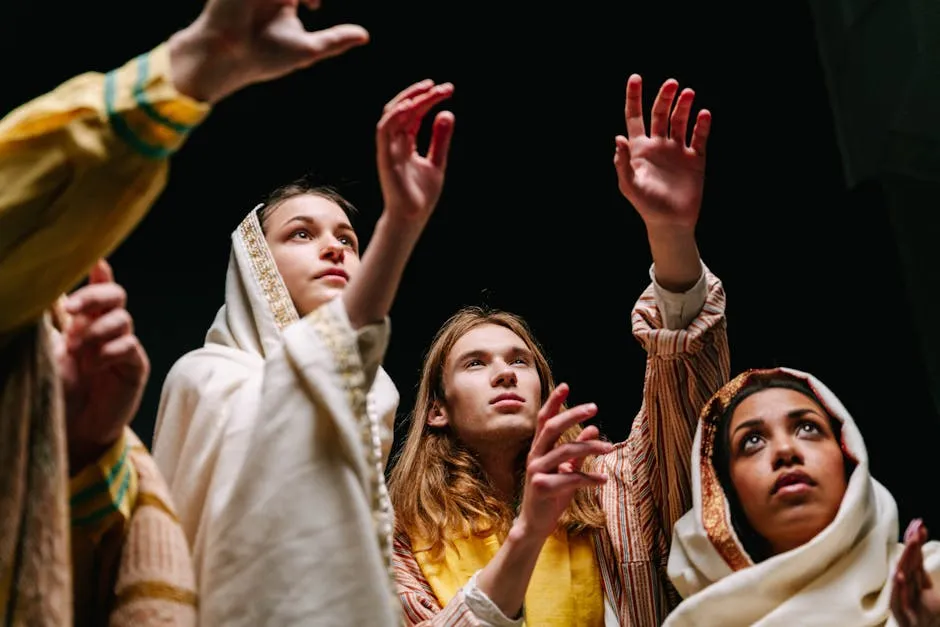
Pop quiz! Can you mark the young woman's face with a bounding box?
[264,194,360,317]
[727,387,848,556]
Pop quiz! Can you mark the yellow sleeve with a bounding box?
[69,430,139,544]
[0,41,210,335]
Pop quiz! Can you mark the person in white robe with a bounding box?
[664,367,940,626]
[152,79,457,626]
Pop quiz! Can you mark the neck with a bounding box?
[475,444,525,502]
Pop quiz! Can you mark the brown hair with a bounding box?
[256,176,358,235]
[387,306,606,560]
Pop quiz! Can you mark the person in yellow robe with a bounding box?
[0,0,373,623]
[388,74,730,627]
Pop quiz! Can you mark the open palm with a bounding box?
[892,519,940,627]
[376,80,456,224]
[614,74,711,229]
[178,0,370,102]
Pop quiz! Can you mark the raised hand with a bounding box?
[517,384,611,540]
[54,260,150,472]
[169,0,371,103]
[375,80,456,226]
[892,519,940,627]
[614,74,712,230]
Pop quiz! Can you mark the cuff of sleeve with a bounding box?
[649,262,707,330]
[69,431,139,542]
[463,571,525,627]
[105,41,211,159]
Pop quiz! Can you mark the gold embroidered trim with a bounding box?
[699,371,753,571]
[113,581,198,608]
[237,210,299,330]
[306,306,396,601]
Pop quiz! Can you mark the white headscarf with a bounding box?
[153,206,400,626]
[665,367,940,626]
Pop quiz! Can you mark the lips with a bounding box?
[490,393,524,404]
[316,268,349,281]
[772,470,816,494]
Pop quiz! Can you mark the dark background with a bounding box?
[4,2,938,530]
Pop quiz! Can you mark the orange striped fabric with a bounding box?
[393,271,730,626]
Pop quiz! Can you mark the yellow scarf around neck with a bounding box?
[413,529,605,626]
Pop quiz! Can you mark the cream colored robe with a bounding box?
[152,208,400,626]
[665,367,940,626]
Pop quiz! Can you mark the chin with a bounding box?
[487,416,536,442]
[770,509,835,551]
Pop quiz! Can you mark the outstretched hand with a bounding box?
[54,260,149,472]
[170,0,371,103]
[892,519,940,627]
[614,74,711,230]
[517,384,611,541]
[376,80,456,226]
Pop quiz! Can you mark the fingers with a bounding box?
[88,258,114,285]
[529,439,613,475]
[97,334,150,378]
[669,88,695,144]
[613,135,633,182]
[891,570,913,627]
[64,282,127,317]
[427,111,456,170]
[300,0,322,9]
[304,24,370,62]
[624,74,645,140]
[528,470,606,496]
[689,109,712,157]
[377,83,454,142]
[649,79,679,138]
[384,80,434,113]
[533,383,570,444]
[67,308,133,352]
[530,401,597,458]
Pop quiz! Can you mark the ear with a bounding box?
[427,401,449,428]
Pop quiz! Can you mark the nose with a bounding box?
[320,239,345,263]
[770,435,803,470]
[491,362,517,388]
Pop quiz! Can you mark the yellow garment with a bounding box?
[0,41,209,337]
[415,530,605,626]
[69,433,138,625]
[0,41,208,623]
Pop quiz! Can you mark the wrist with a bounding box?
[168,19,240,104]
[645,222,697,246]
[507,516,550,550]
[375,210,427,243]
[68,438,114,476]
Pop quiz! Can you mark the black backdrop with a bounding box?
[4,2,937,530]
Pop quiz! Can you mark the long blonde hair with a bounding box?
[387,306,606,560]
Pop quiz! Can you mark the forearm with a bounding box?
[342,212,424,330]
[0,44,208,334]
[646,224,701,293]
[168,17,240,104]
[474,520,545,619]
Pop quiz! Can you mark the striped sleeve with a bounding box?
[69,431,138,543]
[393,532,483,626]
[0,42,210,334]
[594,267,730,623]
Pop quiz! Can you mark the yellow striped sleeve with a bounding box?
[69,432,140,543]
[0,41,210,336]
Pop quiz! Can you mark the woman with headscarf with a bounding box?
[0,0,370,623]
[664,367,940,626]
[151,79,456,626]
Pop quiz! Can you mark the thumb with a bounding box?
[88,258,114,285]
[303,24,370,62]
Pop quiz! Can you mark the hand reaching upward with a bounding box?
[614,74,711,230]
